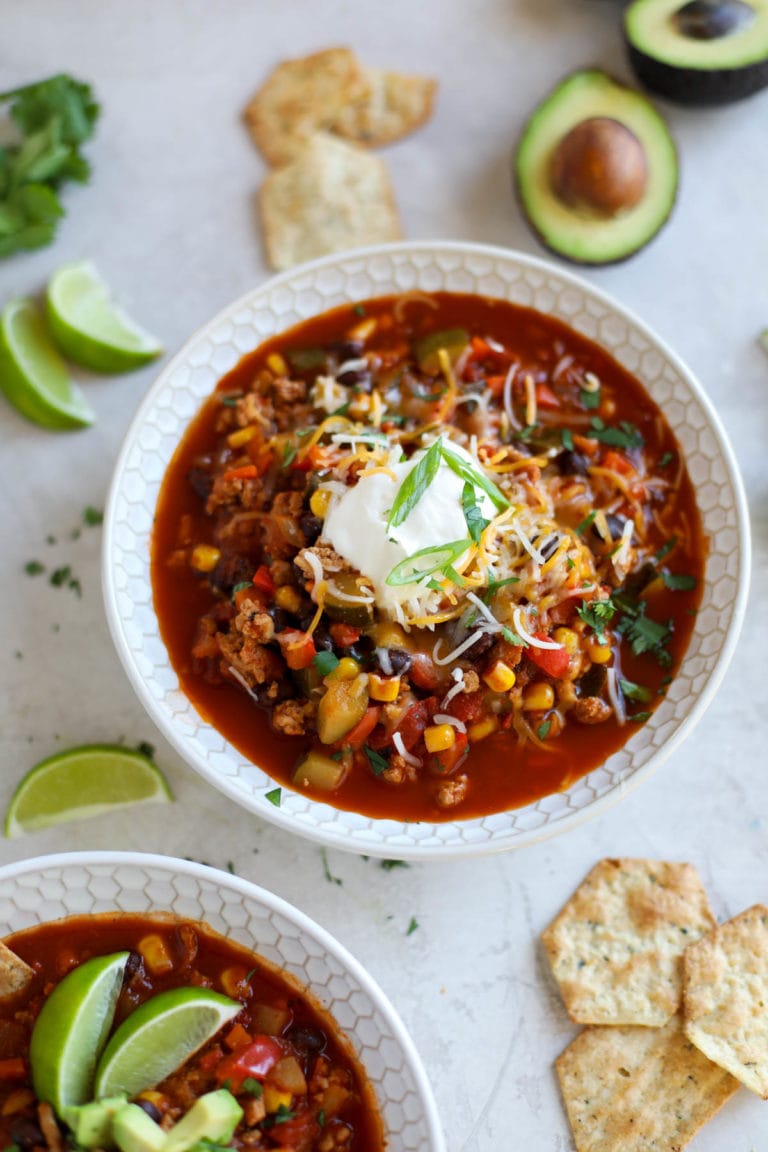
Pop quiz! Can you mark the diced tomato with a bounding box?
[0,1056,26,1080]
[602,449,634,475]
[394,698,435,751]
[263,1106,318,1151]
[246,443,274,475]
[449,690,485,725]
[252,565,276,596]
[221,464,258,482]
[329,622,360,647]
[197,1044,224,1072]
[275,629,316,671]
[535,383,560,409]
[225,1022,252,1051]
[340,705,381,751]
[291,444,333,472]
[484,373,509,397]
[408,653,441,692]
[428,731,469,776]
[215,1035,283,1092]
[528,636,570,679]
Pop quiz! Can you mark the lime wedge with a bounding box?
[4,744,173,837]
[0,297,95,429]
[94,988,240,1098]
[46,261,163,373]
[30,951,130,1116]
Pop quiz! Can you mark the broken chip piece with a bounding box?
[259,132,402,271]
[683,903,768,1099]
[0,940,34,1000]
[556,1014,740,1152]
[542,857,715,1026]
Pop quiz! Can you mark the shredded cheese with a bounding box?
[433,713,467,734]
[512,607,562,651]
[392,732,423,767]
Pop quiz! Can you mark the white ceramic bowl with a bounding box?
[0,850,444,1152]
[103,241,750,859]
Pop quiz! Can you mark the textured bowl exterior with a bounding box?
[103,241,750,859]
[0,851,444,1152]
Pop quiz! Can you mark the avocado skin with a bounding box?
[627,42,768,101]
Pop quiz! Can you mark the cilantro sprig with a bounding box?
[577,598,616,645]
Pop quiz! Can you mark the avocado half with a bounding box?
[625,0,768,103]
[514,71,678,266]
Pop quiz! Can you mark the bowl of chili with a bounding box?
[0,851,444,1152]
[103,241,750,858]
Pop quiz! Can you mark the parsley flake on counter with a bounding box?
[265,787,282,807]
[406,916,419,936]
[321,848,342,886]
[381,859,409,871]
[83,505,103,526]
[0,74,100,257]
[24,559,45,576]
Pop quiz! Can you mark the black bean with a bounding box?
[312,627,334,652]
[471,631,495,658]
[338,368,372,391]
[284,1024,327,1053]
[187,466,213,501]
[591,513,626,543]
[555,449,589,476]
[134,1100,163,1123]
[267,605,290,633]
[299,512,322,545]
[124,950,143,980]
[330,339,364,360]
[383,648,412,675]
[11,1120,45,1150]
[578,664,607,697]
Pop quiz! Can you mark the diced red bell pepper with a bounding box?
[602,449,634,475]
[340,705,380,751]
[329,622,360,647]
[197,1044,224,1072]
[449,690,485,725]
[252,564,276,596]
[215,1035,283,1092]
[222,464,259,482]
[276,629,317,671]
[528,636,570,679]
[428,731,469,776]
[535,383,560,410]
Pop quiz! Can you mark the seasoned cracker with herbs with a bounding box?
[556,1014,740,1152]
[683,903,768,1098]
[543,858,715,1026]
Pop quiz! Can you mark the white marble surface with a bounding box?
[1,2,767,1147]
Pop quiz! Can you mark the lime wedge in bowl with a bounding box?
[46,261,163,373]
[4,744,173,837]
[30,951,130,1116]
[94,987,240,1098]
[0,297,95,429]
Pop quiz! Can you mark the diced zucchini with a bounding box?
[316,676,369,744]
[324,572,374,626]
[414,327,470,374]
[292,749,347,791]
[286,347,327,372]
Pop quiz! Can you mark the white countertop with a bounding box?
[2,2,767,1147]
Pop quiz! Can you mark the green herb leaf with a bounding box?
[440,442,509,511]
[655,536,677,563]
[281,441,298,469]
[406,917,419,936]
[616,605,672,665]
[662,570,696,592]
[629,711,652,722]
[618,678,653,703]
[589,417,644,450]
[241,1077,263,1098]
[381,859,410,871]
[83,505,103,526]
[265,787,282,807]
[220,392,243,407]
[561,428,574,451]
[321,848,342,886]
[575,510,597,536]
[386,539,469,587]
[658,451,675,468]
[580,387,601,409]
[501,626,527,648]
[24,559,45,576]
[461,480,490,545]
[387,439,443,529]
[577,598,616,645]
[232,581,252,600]
[536,719,552,740]
[483,574,520,603]
[313,650,340,676]
[364,745,389,776]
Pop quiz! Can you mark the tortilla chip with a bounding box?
[332,67,437,147]
[0,940,34,1000]
[542,858,715,1026]
[259,133,402,271]
[244,48,368,167]
[683,903,768,1098]
[556,1015,740,1152]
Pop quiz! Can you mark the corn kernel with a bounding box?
[138,934,174,975]
[347,316,377,342]
[330,657,361,681]
[274,585,302,614]
[552,627,580,656]
[190,544,221,573]
[468,716,499,743]
[226,425,258,449]
[424,724,456,753]
[523,682,556,711]
[267,352,288,376]
[219,966,250,999]
[369,673,400,702]
[263,1086,292,1113]
[310,488,332,518]
[587,642,612,664]
[483,661,517,693]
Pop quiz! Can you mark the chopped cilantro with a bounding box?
[220,392,243,407]
[561,428,574,451]
[575,510,597,536]
[577,598,616,645]
[241,1077,263,1098]
[566,556,575,571]
[484,575,520,602]
[49,565,71,587]
[321,848,342,886]
[265,787,282,807]
[353,304,367,317]
[536,719,552,740]
[655,537,677,563]
[226,860,235,874]
[662,571,696,592]
[618,678,653,703]
[83,505,103,526]
[232,581,252,600]
[313,650,340,676]
[329,401,351,417]
[501,626,527,648]
[629,711,652,722]
[616,604,673,667]
[580,387,601,409]
[381,859,410,871]
[364,745,389,776]
[589,417,643,450]
[658,451,675,468]
[317,1109,326,1128]
[406,917,419,936]
[24,559,45,576]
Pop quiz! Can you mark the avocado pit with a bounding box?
[549,117,649,218]
[674,0,756,39]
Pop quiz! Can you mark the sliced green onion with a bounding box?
[440,443,509,511]
[386,539,469,587]
[387,439,442,529]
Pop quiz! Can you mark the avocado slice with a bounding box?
[63,1095,128,1148]
[514,71,678,265]
[163,1089,243,1152]
[112,1105,167,1152]
[625,0,768,103]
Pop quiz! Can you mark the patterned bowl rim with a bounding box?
[0,849,446,1152]
[103,240,751,860]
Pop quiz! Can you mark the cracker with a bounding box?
[0,940,34,1000]
[542,858,715,1026]
[556,1015,740,1152]
[332,67,437,147]
[683,903,768,1098]
[244,48,368,166]
[259,132,402,271]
